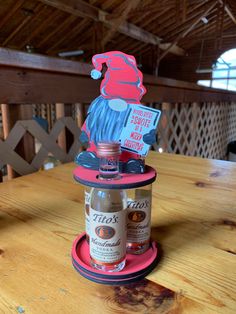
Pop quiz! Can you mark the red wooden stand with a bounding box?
[73,165,157,189]
[72,165,159,285]
[72,233,160,285]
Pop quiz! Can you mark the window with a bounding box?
[197,48,236,91]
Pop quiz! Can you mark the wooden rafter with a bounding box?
[2,3,42,47]
[159,43,185,56]
[162,1,217,40]
[114,20,161,45]
[179,14,234,46]
[37,14,76,48]
[37,0,98,19]
[145,9,170,36]
[127,2,174,18]
[48,19,89,53]
[175,0,181,25]
[182,0,187,22]
[38,0,185,56]
[182,31,236,42]
[181,10,232,43]
[56,26,94,56]
[130,1,173,27]
[0,0,24,31]
[180,16,233,48]
[215,1,221,50]
[116,35,146,54]
[218,1,225,49]
[94,21,105,52]
[158,1,218,62]
[218,0,236,24]
[101,0,141,47]
[0,47,92,75]
[19,9,61,49]
[100,0,119,12]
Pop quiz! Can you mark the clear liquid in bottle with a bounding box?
[89,142,127,272]
[90,188,127,272]
[126,185,152,254]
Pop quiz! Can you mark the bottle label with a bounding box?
[127,197,151,244]
[90,208,127,264]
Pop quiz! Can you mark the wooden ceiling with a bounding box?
[0,0,236,82]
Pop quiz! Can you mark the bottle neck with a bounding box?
[99,155,120,180]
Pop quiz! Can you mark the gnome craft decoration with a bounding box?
[76,51,161,174]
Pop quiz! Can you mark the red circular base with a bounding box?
[71,233,160,285]
[73,165,156,189]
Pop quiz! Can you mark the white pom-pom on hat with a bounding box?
[91,69,102,80]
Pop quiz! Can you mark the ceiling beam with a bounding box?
[182,0,187,22]
[2,3,42,47]
[107,18,162,45]
[0,47,92,75]
[0,0,25,31]
[158,1,218,62]
[162,1,217,41]
[101,0,141,47]
[37,0,98,19]
[218,0,236,24]
[19,9,61,50]
[37,14,76,48]
[159,43,185,56]
[38,0,185,56]
[47,19,89,54]
[181,31,236,42]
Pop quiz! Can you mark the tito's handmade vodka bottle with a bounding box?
[90,142,127,272]
[84,186,91,243]
[126,185,152,254]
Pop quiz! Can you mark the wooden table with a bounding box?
[0,152,236,313]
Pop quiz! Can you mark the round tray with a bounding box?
[73,165,156,189]
[71,233,160,285]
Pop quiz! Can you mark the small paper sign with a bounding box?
[119,105,161,157]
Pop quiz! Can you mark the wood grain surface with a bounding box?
[0,152,236,313]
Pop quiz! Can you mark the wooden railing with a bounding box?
[0,48,236,181]
[157,102,236,158]
[0,117,80,176]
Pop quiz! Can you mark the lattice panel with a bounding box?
[2,103,236,165]
[0,117,81,176]
[156,102,236,159]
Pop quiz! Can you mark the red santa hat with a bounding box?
[91,51,146,104]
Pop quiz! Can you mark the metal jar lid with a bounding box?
[97,142,121,157]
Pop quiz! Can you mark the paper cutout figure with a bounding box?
[76,51,161,173]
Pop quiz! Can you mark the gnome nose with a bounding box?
[108,99,128,112]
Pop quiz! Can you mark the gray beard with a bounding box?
[86,96,130,145]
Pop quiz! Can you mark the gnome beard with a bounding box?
[77,95,145,173]
[86,96,129,145]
